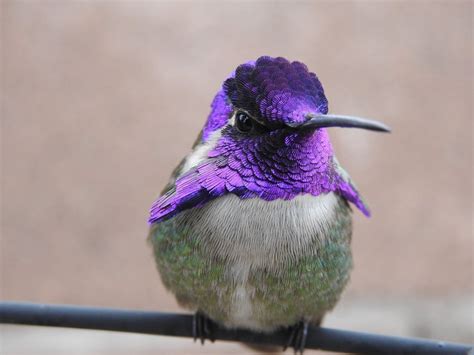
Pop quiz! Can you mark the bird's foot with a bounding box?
[192,311,216,345]
[284,320,309,354]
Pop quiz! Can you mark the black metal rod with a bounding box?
[1,301,472,354]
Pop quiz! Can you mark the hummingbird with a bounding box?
[148,56,389,353]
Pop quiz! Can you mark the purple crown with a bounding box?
[223,56,328,125]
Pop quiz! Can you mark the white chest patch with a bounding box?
[180,192,339,266]
[176,192,340,329]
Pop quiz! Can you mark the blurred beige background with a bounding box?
[1,0,472,354]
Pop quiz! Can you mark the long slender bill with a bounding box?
[290,114,391,132]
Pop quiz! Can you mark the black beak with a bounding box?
[288,114,391,133]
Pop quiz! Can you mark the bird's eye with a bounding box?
[235,111,254,133]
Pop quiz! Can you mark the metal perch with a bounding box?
[0,302,472,354]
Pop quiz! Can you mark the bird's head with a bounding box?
[190,56,390,209]
[149,56,390,224]
[193,57,389,206]
[202,56,388,141]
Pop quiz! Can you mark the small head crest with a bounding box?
[223,56,328,125]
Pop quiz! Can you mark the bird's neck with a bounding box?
[206,127,337,201]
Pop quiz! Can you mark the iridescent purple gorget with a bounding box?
[149,56,376,224]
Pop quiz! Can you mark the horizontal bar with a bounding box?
[0,301,472,354]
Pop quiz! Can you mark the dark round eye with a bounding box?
[235,111,254,133]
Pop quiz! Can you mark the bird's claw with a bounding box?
[283,321,309,354]
[193,311,216,344]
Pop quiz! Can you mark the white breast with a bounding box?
[175,192,340,329]
[178,192,339,268]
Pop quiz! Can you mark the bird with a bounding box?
[147,56,389,353]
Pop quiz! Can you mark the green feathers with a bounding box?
[149,194,352,331]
